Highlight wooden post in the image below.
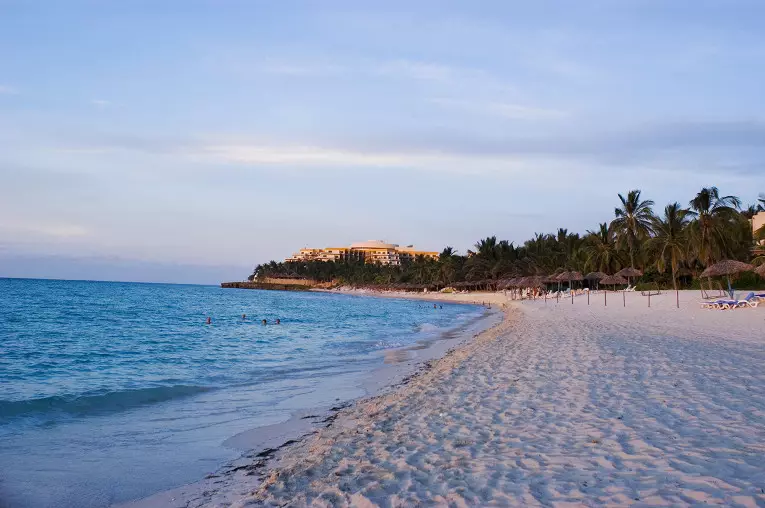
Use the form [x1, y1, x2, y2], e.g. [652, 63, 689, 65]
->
[623, 291, 626, 307]
[648, 293, 651, 308]
[571, 290, 574, 304]
[604, 290, 607, 306]
[676, 289, 679, 308]
[587, 291, 590, 305]
[557, 292, 560, 303]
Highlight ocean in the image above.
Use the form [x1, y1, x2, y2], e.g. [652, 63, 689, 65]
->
[0, 278, 488, 507]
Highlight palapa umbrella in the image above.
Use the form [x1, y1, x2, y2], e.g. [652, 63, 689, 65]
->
[756, 264, 765, 278]
[615, 267, 643, 287]
[551, 271, 566, 292]
[600, 274, 628, 289]
[700, 260, 755, 298]
[527, 275, 546, 288]
[554, 271, 570, 281]
[585, 271, 607, 290]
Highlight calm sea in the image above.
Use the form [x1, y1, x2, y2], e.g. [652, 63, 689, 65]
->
[0, 278, 487, 507]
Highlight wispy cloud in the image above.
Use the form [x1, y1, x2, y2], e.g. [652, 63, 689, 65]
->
[429, 97, 568, 120]
[38, 119, 765, 176]
[199, 144, 444, 168]
[0, 220, 90, 238]
[258, 62, 346, 76]
[91, 99, 111, 108]
[373, 60, 456, 82]
[0, 85, 19, 95]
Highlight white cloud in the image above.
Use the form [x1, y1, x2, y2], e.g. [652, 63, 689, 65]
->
[429, 97, 568, 120]
[373, 60, 456, 82]
[91, 99, 111, 108]
[259, 62, 346, 76]
[194, 142, 561, 177]
[0, 85, 18, 95]
[0, 221, 90, 238]
[201, 144, 440, 167]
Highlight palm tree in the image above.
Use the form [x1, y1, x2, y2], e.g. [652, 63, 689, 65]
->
[474, 237, 498, 259]
[439, 246, 456, 260]
[648, 203, 689, 289]
[686, 187, 742, 266]
[610, 190, 655, 269]
[582, 223, 621, 273]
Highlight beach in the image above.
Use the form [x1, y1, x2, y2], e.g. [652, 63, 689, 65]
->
[141, 289, 765, 507]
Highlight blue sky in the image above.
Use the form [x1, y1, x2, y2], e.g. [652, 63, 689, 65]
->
[2, 1, 764, 283]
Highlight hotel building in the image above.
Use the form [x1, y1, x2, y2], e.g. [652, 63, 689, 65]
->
[285, 240, 439, 266]
[752, 211, 765, 253]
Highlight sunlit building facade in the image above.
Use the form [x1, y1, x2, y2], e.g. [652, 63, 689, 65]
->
[285, 240, 439, 266]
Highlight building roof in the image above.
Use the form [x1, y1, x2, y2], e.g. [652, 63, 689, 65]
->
[349, 240, 399, 249]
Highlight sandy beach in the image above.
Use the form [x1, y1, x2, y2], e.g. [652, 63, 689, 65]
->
[132, 289, 765, 507]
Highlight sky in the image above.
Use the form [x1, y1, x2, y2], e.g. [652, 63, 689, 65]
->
[2, 0, 765, 284]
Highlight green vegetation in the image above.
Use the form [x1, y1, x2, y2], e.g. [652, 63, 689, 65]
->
[251, 187, 765, 289]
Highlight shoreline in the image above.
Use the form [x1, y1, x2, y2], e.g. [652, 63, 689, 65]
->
[126, 288, 765, 506]
[121, 291, 504, 507]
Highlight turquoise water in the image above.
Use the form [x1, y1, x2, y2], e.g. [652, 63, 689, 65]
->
[0, 278, 485, 507]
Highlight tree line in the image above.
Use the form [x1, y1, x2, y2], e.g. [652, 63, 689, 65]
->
[251, 187, 765, 289]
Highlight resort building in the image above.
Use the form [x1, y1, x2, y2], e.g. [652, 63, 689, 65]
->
[285, 240, 439, 266]
[752, 211, 765, 253]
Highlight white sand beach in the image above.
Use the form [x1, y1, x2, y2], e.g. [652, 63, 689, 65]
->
[136, 289, 765, 507]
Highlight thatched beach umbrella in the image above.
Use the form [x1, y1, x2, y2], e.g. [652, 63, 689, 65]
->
[585, 271, 607, 290]
[615, 267, 643, 286]
[568, 271, 584, 283]
[525, 275, 545, 288]
[700, 260, 754, 298]
[600, 274, 627, 289]
[756, 264, 765, 278]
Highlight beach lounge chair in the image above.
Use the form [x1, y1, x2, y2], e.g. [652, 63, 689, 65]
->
[700, 299, 729, 309]
[734, 292, 759, 309]
[716, 299, 740, 310]
[711, 293, 757, 310]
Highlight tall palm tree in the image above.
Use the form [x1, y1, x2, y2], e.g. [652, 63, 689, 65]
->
[686, 187, 742, 266]
[610, 190, 655, 269]
[582, 223, 620, 273]
[439, 246, 456, 260]
[648, 203, 689, 289]
[474, 237, 498, 259]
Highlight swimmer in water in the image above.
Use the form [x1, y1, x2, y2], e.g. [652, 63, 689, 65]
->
[242, 314, 246, 320]
[206, 317, 211, 324]
[262, 319, 267, 325]
[275, 319, 281, 325]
